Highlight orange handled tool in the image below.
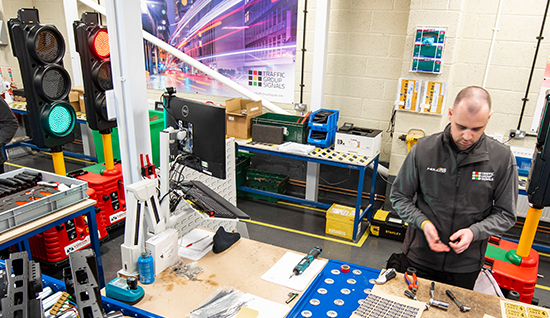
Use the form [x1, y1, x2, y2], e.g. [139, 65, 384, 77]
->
[404, 267, 418, 294]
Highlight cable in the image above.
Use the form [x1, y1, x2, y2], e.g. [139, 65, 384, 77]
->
[378, 172, 393, 185]
[517, 0, 550, 131]
[319, 169, 351, 186]
[386, 108, 396, 138]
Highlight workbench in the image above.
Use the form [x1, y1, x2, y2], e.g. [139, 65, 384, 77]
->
[127, 235, 543, 318]
[131, 235, 320, 317]
[372, 272, 531, 318]
[237, 140, 379, 241]
[0, 199, 105, 287]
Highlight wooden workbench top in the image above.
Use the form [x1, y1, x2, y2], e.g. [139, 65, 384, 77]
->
[372, 272, 502, 318]
[134, 236, 320, 317]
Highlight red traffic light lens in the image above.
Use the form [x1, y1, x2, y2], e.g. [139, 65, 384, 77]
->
[93, 29, 109, 59]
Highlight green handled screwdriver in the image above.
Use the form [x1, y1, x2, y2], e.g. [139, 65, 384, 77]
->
[289, 246, 322, 279]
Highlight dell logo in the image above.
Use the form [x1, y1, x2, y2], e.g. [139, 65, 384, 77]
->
[181, 105, 189, 117]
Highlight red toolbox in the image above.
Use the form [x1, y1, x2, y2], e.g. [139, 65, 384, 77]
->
[28, 215, 91, 266]
[72, 165, 126, 231]
[85, 187, 109, 241]
[484, 237, 539, 304]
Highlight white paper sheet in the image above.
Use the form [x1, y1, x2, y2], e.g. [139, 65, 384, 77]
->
[177, 228, 215, 261]
[261, 251, 327, 291]
[243, 294, 290, 318]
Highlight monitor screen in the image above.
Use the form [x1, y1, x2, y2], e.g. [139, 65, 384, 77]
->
[163, 94, 226, 179]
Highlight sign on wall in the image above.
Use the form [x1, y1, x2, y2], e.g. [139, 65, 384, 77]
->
[396, 78, 421, 112]
[142, 0, 298, 103]
[419, 81, 447, 115]
[396, 79, 447, 115]
[411, 27, 446, 74]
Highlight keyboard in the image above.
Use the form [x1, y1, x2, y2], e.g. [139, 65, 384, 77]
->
[182, 181, 250, 219]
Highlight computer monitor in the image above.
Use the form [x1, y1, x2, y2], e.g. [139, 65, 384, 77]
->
[162, 91, 226, 179]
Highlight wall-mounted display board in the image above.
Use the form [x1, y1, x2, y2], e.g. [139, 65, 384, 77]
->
[396, 78, 421, 112]
[411, 27, 447, 74]
[419, 81, 447, 115]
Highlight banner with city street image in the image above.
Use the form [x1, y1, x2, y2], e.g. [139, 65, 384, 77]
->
[142, 0, 298, 103]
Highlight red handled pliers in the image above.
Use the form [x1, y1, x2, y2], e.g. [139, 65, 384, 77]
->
[404, 267, 418, 294]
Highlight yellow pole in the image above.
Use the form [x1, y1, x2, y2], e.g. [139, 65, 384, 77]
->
[517, 204, 543, 257]
[51, 151, 66, 176]
[102, 133, 115, 171]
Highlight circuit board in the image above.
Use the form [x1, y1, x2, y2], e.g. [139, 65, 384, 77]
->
[286, 259, 380, 318]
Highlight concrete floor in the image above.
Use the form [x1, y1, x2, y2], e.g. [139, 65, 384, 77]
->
[3, 138, 550, 310]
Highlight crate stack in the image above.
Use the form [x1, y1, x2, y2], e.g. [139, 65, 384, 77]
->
[307, 109, 340, 147]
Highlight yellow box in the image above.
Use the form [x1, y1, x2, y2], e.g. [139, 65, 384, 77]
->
[325, 204, 361, 240]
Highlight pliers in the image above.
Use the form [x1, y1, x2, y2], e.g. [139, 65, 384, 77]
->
[404, 267, 418, 294]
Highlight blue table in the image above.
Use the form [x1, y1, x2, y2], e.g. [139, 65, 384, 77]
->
[238, 141, 379, 241]
[0, 199, 105, 288]
[0, 260, 162, 318]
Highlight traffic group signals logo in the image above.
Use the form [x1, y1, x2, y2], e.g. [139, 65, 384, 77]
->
[248, 70, 263, 87]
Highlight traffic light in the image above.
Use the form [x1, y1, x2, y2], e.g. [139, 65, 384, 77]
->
[74, 12, 116, 133]
[8, 8, 76, 151]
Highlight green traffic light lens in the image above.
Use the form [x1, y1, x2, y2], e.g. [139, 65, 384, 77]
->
[44, 103, 76, 137]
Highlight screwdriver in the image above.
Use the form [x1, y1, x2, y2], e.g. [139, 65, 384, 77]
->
[446, 289, 470, 312]
[289, 246, 322, 279]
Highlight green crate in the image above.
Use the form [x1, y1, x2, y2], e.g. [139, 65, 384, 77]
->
[238, 169, 289, 203]
[252, 113, 309, 143]
[93, 110, 164, 167]
[236, 152, 253, 187]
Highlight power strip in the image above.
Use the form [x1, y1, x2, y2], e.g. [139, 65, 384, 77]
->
[510, 146, 534, 158]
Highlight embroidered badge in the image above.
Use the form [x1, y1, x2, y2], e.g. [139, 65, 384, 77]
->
[427, 167, 447, 173]
[472, 171, 494, 181]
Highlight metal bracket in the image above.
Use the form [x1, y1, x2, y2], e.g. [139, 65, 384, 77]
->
[0, 251, 43, 318]
[68, 249, 104, 318]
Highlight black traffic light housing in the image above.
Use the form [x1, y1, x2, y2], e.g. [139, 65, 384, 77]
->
[8, 8, 76, 152]
[74, 12, 116, 134]
[527, 93, 550, 207]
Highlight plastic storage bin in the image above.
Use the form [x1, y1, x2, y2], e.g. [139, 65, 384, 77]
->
[308, 109, 339, 132]
[93, 110, 164, 167]
[239, 169, 289, 203]
[251, 113, 309, 143]
[307, 128, 337, 148]
[0, 168, 87, 234]
[236, 152, 253, 187]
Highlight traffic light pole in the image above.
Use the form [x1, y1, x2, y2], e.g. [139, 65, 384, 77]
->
[102, 133, 115, 171]
[51, 151, 67, 176]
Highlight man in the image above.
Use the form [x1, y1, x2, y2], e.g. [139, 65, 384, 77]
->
[0, 97, 18, 173]
[390, 86, 517, 289]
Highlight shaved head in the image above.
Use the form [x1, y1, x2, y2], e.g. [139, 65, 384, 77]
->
[448, 86, 493, 150]
[453, 86, 491, 114]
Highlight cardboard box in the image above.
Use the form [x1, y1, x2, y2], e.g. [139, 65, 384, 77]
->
[325, 203, 361, 240]
[335, 127, 382, 157]
[369, 210, 407, 241]
[225, 97, 262, 139]
[68, 91, 80, 112]
[69, 86, 85, 113]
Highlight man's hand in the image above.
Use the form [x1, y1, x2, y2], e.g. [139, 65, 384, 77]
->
[423, 221, 450, 252]
[449, 229, 474, 254]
